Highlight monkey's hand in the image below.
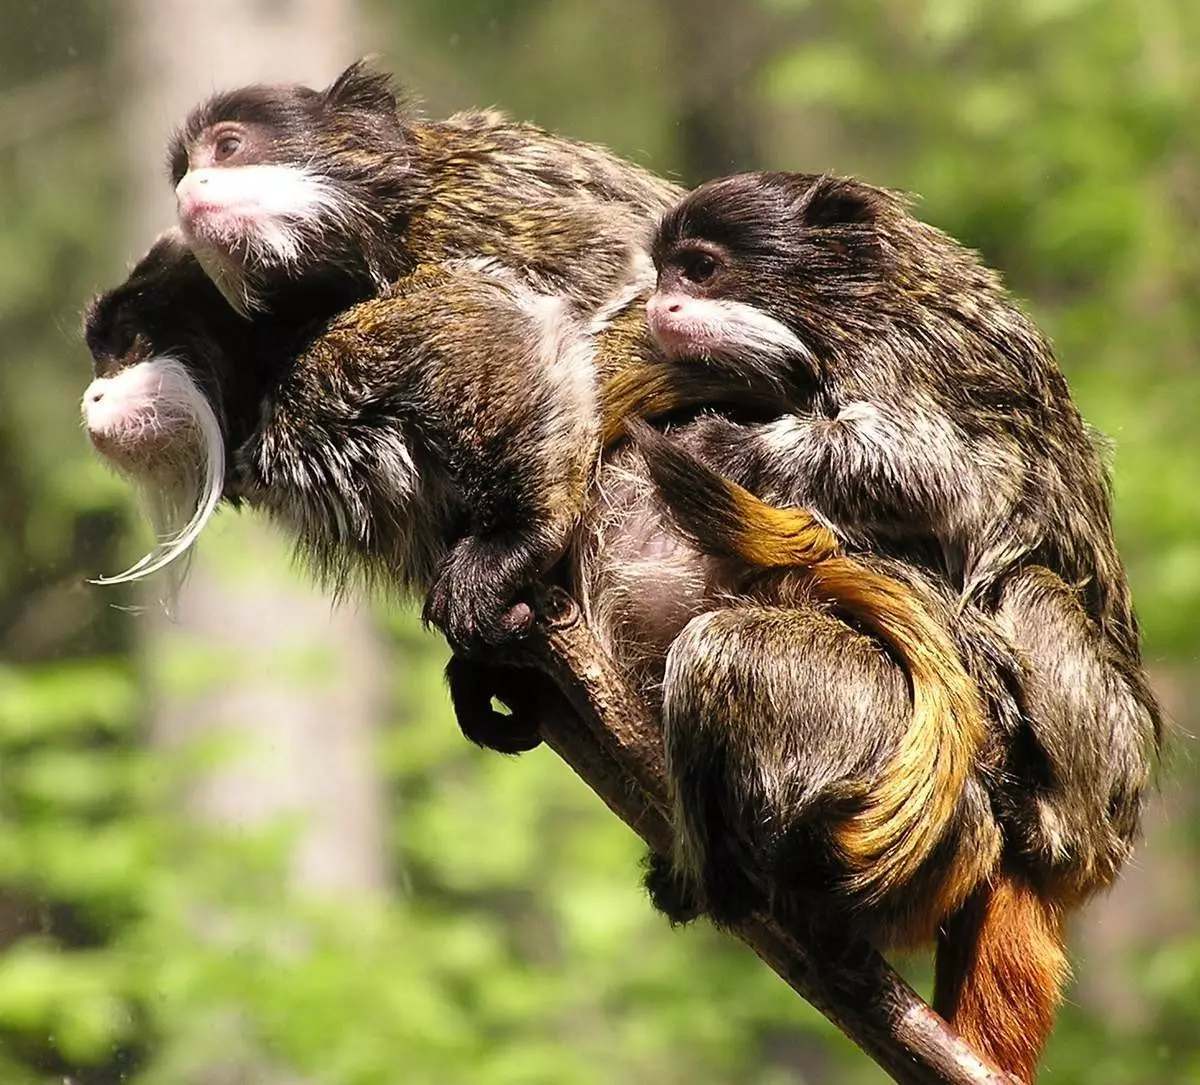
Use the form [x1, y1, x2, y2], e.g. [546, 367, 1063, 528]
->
[423, 532, 543, 652]
[445, 655, 543, 753]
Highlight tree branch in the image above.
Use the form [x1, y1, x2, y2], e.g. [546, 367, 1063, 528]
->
[513, 587, 1018, 1085]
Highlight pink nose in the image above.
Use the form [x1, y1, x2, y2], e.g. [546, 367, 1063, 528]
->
[175, 174, 212, 215]
[649, 294, 687, 312]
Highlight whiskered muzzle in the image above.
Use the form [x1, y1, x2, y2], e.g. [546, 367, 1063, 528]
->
[83, 357, 226, 587]
[646, 295, 815, 390]
[176, 163, 378, 313]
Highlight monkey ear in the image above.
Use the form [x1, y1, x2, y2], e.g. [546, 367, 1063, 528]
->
[323, 58, 397, 114]
[796, 175, 884, 229]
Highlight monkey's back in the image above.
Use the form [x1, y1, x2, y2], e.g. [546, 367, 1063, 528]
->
[404, 113, 683, 310]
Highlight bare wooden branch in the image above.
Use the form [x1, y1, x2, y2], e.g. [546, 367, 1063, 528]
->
[514, 587, 1019, 1085]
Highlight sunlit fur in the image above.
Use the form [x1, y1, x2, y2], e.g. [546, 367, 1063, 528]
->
[646, 294, 817, 390]
[935, 868, 1070, 1083]
[651, 174, 1160, 895]
[177, 164, 382, 314]
[623, 421, 997, 935]
[645, 169, 1160, 1078]
[754, 402, 1019, 580]
[82, 357, 224, 589]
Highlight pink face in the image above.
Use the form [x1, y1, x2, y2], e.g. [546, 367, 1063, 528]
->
[645, 292, 734, 361]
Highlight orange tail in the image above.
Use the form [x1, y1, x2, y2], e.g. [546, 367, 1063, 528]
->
[934, 868, 1070, 1083]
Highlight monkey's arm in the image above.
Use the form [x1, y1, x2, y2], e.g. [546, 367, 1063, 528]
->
[691, 400, 1018, 565]
[314, 266, 601, 652]
[411, 276, 601, 650]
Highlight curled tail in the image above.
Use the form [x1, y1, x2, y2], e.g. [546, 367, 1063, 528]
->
[627, 419, 989, 910]
[934, 867, 1070, 1082]
[599, 360, 786, 448]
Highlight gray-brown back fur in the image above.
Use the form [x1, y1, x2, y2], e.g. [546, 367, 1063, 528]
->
[653, 171, 1161, 893]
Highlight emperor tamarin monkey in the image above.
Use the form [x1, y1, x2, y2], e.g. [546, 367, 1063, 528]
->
[81, 235, 1004, 1027]
[639, 169, 1161, 1080]
[164, 60, 683, 650]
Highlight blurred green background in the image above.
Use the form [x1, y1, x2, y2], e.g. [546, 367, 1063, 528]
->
[2, 0, 1198, 1082]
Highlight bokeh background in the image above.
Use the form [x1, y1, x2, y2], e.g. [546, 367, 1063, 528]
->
[2, 0, 1198, 1082]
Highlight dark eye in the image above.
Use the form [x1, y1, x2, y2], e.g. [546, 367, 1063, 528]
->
[214, 130, 243, 161]
[679, 250, 719, 284]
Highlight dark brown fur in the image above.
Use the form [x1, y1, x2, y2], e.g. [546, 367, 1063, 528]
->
[640, 171, 1160, 1078]
[85, 238, 998, 954]
[91, 133, 1157, 1078]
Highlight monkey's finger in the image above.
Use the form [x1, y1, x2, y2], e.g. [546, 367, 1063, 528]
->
[497, 599, 535, 638]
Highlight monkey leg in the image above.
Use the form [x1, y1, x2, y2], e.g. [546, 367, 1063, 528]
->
[412, 275, 599, 653]
[444, 656, 544, 754]
[934, 865, 1069, 1083]
[994, 565, 1159, 899]
[655, 603, 913, 931]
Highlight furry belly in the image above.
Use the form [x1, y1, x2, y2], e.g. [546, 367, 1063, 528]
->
[570, 446, 719, 699]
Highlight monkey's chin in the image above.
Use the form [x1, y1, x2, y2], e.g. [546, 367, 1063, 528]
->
[82, 359, 227, 587]
[646, 320, 720, 363]
[87, 427, 181, 479]
[181, 229, 261, 316]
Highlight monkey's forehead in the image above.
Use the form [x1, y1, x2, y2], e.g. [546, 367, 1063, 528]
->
[176, 84, 324, 146]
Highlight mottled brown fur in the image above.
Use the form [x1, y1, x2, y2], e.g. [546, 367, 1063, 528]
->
[635, 170, 1160, 1078]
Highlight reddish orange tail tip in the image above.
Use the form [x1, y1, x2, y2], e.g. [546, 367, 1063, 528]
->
[934, 869, 1070, 1083]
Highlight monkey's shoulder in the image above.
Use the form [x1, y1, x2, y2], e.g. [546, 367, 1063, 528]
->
[411, 114, 679, 228]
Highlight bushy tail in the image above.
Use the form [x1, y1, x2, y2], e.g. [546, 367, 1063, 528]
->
[627, 419, 987, 907]
[934, 868, 1070, 1082]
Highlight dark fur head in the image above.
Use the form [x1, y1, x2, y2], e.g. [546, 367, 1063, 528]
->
[81, 232, 272, 585]
[647, 172, 1045, 381]
[657, 170, 1012, 333]
[168, 59, 417, 315]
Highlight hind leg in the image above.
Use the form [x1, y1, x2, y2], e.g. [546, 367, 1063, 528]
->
[656, 603, 910, 929]
[994, 566, 1159, 894]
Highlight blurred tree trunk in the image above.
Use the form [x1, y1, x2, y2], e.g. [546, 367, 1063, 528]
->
[118, 0, 388, 1078]
[662, 0, 772, 180]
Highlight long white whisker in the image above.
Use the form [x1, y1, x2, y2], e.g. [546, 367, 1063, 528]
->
[90, 359, 225, 588]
